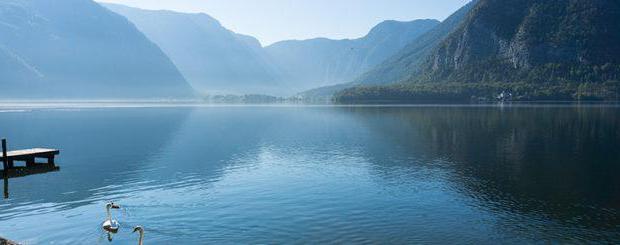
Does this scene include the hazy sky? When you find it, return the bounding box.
[98,0,471,46]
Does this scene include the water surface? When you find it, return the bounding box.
[0,104,619,244]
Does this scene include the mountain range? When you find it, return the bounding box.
[0,0,194,99]
[301,1,478,99]
[105,4,440,95]
[104,3,285,95]
[264,19,439,91]
[0,0,470,99]
[336,0,620,102]
[1,0,618,101]
[354,0,479,86]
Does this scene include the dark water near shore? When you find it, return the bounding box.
[0,104,619,244]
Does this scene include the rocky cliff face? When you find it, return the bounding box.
[422,0,620,84]
[333,0,620,102]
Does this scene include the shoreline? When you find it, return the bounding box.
[0,100,618,109]
[0,237,18,245]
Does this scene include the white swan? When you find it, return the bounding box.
[102,202,121,233]
[133,226,145,245]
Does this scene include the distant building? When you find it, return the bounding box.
[497,91,513,101]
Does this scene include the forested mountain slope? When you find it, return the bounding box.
[336,0,620,102]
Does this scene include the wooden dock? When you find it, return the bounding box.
[2,139,60,178]
[4,148,59,168]
[0,139,60,239]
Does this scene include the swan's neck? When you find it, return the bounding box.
[106,206,111,220]
[138,230,144,245]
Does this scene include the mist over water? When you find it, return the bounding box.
[0,105,619,244]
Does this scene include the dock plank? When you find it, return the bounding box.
[3,148,59,170]
[6,148,59,158]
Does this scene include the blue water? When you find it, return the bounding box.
[0,104,619,244]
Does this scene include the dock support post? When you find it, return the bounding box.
[47,156,55,167]
[26,157,35,167]
[2,139,7,172]
[1,138,5,199]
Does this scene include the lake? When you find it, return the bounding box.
[0,104,619,244]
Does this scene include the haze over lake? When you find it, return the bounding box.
[1,104,618,244]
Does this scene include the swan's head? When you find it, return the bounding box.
[106,202,121,209]
[133,226,144,234]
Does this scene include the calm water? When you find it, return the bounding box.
[0,104,619,244]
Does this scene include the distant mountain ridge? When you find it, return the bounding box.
[301,2,477,99]
[107,3,442,96]
[0,0,194,99]
[354,0,479,86]
[265,19,440,91]
[104,3,285,95]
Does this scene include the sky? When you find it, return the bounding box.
[97,0,471,46]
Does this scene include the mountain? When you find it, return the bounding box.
[103,4,441,96]
[336,0,620,102]
[265,19,440,92]
[354,0,479,86]
[0,0,194,99]
[104,3,284,95]
[422,0,620,85]
[302,2,476,99]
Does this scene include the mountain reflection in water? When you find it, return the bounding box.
[0,105,618,244]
